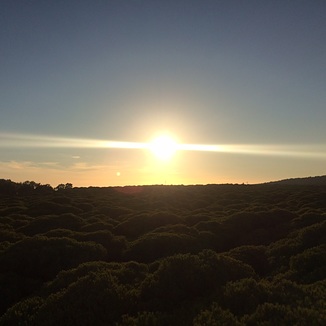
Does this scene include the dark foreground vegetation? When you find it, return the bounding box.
[0,179,325,325]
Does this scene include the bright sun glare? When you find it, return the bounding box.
[149,134,178,161]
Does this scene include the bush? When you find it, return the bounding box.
[35,272,127,325]
[222,278,270,316]
[244,302,326,325]
[126,233,198,262]
[140,250,255,311]
[0,236,107,280]
[227,245,269,276]
[193,303,242,326]
[18,213,84,236]
[290,245,326,283]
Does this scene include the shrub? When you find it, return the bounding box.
[193,303,242,326]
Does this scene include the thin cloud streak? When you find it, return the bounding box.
[178,144,326,159]
[1,133,326,159]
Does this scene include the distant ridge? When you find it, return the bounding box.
[265,175,326,186]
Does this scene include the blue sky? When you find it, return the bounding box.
[1,0,326,186]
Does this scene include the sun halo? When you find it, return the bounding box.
[149,134,178,161]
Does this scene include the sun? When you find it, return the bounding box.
[149,134,178,161]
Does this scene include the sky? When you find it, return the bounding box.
[1,0,326,187]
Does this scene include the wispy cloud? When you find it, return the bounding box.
[0,159,128,186]
[70,162,111,171]
[5,161,36,170]
[0,132,146,149]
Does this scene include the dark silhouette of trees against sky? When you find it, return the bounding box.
[0,179,325,324]
[0,179,74,196]
[55,183,73,191]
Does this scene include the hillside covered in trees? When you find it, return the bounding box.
[266,175,326,186]
[0,179,325,325]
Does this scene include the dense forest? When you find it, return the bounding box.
[0,179,325,325]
